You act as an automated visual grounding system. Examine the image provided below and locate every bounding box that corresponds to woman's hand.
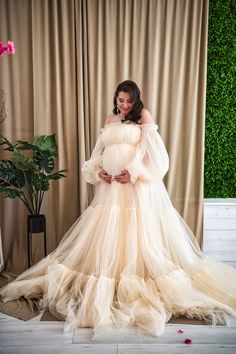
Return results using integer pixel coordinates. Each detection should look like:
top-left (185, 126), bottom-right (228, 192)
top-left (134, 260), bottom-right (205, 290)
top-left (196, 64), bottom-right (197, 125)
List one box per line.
top-left (99, 169), bottom-right (112, 184)
top-left (114, 170), bottom-right (131, 183)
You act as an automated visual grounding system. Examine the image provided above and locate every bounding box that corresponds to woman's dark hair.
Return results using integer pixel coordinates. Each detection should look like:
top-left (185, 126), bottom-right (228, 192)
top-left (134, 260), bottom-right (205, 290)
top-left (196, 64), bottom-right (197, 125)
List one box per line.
top-left (113, 80), bottom-right (144, 124)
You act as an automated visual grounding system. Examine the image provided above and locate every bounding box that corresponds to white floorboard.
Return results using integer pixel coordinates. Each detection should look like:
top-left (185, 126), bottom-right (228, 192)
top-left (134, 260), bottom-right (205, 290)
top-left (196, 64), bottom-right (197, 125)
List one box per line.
top-left (73, 323), bottom-right (236, 344)
top-left (0, 313), bottom-right (236, 354)
top-left (0, 344), bottom-right (118, 354)
top-left (117, 344), bottom-right (236, 354)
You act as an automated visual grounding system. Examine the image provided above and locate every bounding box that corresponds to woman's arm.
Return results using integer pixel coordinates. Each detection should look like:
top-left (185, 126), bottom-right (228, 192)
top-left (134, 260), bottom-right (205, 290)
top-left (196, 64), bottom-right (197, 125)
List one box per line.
top-left (104, 113), bottom-right (114, 126)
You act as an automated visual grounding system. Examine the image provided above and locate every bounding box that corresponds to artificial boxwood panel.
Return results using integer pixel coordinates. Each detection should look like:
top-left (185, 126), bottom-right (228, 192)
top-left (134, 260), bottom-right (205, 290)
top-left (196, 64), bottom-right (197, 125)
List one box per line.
top-left (204, 0), bottom-right (236, 197)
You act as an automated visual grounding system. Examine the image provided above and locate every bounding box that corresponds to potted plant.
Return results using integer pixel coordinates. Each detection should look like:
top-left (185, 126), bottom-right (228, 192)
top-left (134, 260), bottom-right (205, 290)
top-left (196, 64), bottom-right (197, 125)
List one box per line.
top-left (0, 134), bottom-right (67, 266)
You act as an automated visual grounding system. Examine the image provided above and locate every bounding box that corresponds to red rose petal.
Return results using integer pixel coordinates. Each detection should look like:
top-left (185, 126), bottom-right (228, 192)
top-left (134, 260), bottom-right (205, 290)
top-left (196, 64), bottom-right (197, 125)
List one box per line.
top-left (177, 329), bottom-right (184, 334)
top-left (184, 338), bottom-right (192, 344)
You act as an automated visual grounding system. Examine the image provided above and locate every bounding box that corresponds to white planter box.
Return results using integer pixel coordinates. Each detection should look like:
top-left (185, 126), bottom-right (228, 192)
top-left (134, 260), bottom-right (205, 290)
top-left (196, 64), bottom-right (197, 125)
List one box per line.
top-left (203, 198), bottom-right (236, 268)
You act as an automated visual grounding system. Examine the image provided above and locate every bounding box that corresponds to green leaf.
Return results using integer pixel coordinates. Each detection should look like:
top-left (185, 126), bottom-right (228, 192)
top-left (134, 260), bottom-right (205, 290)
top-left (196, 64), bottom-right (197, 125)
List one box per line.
top-left (46, 169), bottom-right (67, 180)
top-left (30, 173), bottom-right (49, 192)
top-left (33, 134), bottom-right (58, 157)
top-left (0, 136), bottom-right (19, 152)
top-left (12, 151), bottom-right (38, 171)
top-left (0, 160), bottom-right (26, 188)
top-left (15, 140), bottom-right (38, 151)
top-left (0, 186), bottom-right (23, 199)
top-left (33, 150), bottom-right (55, 173)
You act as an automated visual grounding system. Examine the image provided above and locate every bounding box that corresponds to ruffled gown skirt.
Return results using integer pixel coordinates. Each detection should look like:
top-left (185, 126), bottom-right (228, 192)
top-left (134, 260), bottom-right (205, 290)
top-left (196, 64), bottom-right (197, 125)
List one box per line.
top-left (0, 124), bottom-right (236, 336)
top-left (1, 179), bottom-right (236, 336)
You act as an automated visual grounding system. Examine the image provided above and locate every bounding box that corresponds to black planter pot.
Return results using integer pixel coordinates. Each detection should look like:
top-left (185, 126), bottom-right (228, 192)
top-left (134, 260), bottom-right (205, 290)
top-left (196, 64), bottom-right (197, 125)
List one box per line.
top-left (27, 215), bottom-right (47, 268)
top-left (27, 214), bottom-right (46, 233)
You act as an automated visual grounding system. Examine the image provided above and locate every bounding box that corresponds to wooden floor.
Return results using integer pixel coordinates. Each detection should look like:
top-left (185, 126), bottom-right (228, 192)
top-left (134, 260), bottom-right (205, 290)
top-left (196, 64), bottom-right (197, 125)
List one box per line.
top-left (0, 312), bottom-right (236, 354)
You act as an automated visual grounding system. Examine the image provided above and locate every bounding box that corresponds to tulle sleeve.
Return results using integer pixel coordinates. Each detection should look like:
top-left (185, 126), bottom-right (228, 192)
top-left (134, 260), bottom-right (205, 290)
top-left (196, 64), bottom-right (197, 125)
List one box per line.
top-left (125, 124), bottom-right (169, 184)
top-left (81, 130), bottom-right (104, 185)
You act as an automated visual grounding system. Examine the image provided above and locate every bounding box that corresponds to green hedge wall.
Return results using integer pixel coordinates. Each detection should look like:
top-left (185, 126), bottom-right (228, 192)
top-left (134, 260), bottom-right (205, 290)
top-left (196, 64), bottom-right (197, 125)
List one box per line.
top-left (204, 0), bottom-right (236, 198)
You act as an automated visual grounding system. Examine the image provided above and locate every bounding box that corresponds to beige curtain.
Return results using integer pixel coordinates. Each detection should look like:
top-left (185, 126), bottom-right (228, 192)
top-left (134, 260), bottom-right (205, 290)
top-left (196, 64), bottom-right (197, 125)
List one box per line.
top-left (0, 0), bottom-right (208, 273)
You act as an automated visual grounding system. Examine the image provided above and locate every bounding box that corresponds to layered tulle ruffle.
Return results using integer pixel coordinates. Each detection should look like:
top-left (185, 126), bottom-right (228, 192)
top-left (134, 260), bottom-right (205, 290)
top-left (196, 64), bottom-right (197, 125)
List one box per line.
top-left (1, 197), bottom-right (236, 336)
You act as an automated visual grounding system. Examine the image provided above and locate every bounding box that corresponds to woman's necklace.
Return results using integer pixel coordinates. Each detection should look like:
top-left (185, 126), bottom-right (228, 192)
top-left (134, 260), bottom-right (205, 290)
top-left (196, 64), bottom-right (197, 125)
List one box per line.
top-left (117, 113), bottom-right (133, 125)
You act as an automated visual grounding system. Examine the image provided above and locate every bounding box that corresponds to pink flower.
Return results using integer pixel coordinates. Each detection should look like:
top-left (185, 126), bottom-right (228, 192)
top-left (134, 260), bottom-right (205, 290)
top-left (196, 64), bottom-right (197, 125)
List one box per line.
top-left (0, 40), bottom-right (15, 57)
top-left (6, 41), bottom-right (15, 55)
top-left (177, 329), bottom-right (184, 334)
top-left (184, 338), bottom-right (192, 344)
top-left (0, 41), bottom-right (7, 57)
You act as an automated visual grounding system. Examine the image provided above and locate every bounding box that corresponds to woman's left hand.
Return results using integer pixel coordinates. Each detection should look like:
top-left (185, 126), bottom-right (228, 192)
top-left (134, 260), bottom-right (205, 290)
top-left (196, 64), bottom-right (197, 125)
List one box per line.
top-left (114, 170), bottom-right (131, 183)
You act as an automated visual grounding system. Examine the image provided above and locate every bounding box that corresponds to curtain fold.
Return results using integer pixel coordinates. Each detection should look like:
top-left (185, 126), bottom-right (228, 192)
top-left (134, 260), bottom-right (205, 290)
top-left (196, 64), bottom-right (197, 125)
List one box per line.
top-left (0, 0), bottom-right (208, 272)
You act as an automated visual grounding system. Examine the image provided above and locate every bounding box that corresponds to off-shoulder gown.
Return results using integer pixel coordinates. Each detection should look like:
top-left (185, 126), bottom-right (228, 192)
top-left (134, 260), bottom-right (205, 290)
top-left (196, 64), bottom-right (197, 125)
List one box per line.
top-left (0, 120), bottom-right (236, 336)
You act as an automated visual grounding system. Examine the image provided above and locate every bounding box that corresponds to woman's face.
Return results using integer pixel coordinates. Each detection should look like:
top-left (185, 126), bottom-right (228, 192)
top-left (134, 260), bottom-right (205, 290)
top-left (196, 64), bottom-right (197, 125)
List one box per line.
top-left (116, 91), bottom-right (134, 116)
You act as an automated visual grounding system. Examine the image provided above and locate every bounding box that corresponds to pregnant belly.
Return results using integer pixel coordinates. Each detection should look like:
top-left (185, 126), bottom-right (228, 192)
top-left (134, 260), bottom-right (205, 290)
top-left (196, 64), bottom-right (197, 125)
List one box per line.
top-left (102, 144), bottom-right (136, 177)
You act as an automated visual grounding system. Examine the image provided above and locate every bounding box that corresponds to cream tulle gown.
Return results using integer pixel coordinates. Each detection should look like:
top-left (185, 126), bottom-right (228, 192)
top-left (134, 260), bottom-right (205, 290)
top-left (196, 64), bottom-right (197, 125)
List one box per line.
top-left (0, 119), bottom-right (236, 337)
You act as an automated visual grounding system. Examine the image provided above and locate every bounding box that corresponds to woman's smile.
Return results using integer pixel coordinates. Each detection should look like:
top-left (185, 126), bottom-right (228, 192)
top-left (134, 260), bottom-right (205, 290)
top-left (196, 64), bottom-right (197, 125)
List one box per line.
top-left (116, 91), bottom-right (134, 116)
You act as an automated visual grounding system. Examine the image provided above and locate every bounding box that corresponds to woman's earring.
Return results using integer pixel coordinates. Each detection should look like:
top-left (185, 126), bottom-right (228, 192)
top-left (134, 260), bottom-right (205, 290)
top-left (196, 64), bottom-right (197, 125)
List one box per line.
top-left (115, 106), bottom-right (120, 114)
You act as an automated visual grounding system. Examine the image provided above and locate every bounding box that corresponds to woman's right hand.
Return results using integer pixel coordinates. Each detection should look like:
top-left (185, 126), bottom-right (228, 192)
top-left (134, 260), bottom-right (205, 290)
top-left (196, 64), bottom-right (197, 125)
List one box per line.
top-left (99, 169), bottom-right (112, 184)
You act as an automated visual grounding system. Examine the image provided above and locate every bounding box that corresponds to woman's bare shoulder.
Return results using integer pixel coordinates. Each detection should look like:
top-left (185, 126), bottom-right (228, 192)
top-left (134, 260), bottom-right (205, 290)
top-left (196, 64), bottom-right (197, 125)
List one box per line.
top-left (138, 108), bottom-right (155, 125)
top-left (104, 113), bottom-right (115, 125)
